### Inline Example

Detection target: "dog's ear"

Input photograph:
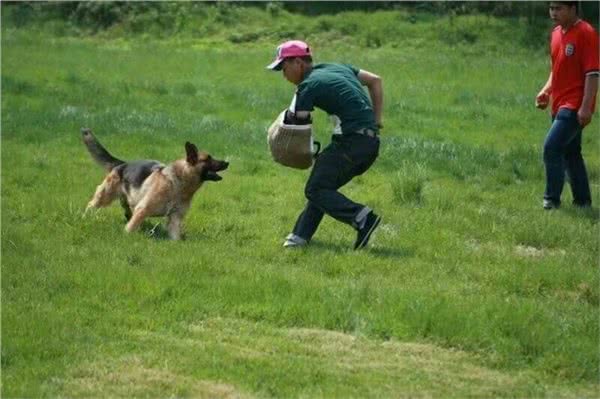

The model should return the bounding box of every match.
[185,142,198,164]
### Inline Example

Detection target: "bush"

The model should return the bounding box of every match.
[70,2,132,30]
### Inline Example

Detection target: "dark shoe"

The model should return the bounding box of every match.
[573,201,591,209]
[354,212,381,250]
[543,199,560,210]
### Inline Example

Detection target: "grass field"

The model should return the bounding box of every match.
[2,6,599,398]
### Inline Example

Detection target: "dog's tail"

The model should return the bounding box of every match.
[81,128,125,171]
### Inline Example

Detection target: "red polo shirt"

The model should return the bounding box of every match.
[550,19,599,115]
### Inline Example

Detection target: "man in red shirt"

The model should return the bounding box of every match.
[536,1,599,209]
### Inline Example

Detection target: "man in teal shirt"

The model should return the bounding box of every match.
[267,40,383,249]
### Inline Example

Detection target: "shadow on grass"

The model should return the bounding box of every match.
[310,240,415,259]
[139,222,171,240]
[140,224,214,242]
[368,246,416,259]
[561,205,600,223]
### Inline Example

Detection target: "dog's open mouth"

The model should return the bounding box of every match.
[204,162,229,182]
[205,171,223,181]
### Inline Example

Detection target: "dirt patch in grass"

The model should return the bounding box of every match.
[63,355,247,398]
[58,318,598,398]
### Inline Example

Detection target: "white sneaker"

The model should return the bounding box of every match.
[283,233,307,248]
[543,199,560,210]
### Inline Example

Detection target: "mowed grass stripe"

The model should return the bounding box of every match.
[56,318,597,398]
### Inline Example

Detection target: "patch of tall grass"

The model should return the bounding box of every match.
[391,162,428,205]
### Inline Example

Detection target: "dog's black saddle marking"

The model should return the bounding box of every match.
[117,160,164,191]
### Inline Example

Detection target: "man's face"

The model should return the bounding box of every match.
[281,58,304,85]
[549,3,576,26]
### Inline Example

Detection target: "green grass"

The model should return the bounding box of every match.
[2,8,599,398]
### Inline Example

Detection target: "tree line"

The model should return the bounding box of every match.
[3,1,598,33]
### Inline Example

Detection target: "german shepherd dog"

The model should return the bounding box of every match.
[82,128,229,240]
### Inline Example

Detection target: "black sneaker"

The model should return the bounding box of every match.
[354,212,381,250]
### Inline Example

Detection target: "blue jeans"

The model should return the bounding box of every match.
[543,108,591,206]
[291,133,380,241]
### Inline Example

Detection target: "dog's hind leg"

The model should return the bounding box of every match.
[85,170,122,214]
[120,195,132,222]
[166,213,183,240]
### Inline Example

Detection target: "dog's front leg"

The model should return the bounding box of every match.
[125,207,148,233]
[166,213,183,240]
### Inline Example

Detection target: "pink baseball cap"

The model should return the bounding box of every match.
[266,40,312,71]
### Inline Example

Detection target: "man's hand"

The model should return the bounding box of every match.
[578,75,598,127]
[284,110,312,125]
[535,90,550,110]
[578,108,593,127]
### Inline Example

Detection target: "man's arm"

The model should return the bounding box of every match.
[357,69,383,129]
[578,74,599,127]
[536,72,552,110]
